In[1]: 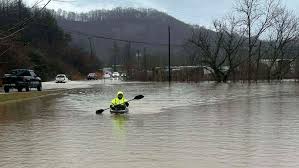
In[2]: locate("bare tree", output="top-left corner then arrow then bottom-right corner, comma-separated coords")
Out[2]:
187,16 -> 246,83
236,0 -> 280,82
219,15 -> 246,82
255,41 -> 263,81
183,41 -> 200,66
266,7 -> 299,81
188,24 -> 226,82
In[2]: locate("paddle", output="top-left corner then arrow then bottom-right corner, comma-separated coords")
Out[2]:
96,95 -> 144,114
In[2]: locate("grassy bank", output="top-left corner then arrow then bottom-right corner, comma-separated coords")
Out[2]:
0,90 -> 63,104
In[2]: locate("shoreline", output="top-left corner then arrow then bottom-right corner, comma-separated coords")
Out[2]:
0,90 -> 65,105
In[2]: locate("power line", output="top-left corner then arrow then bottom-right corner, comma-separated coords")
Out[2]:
0,0 -> 46,31
0,45 -> 13,57
52,0 -> 76,3
63,28 -> 184,47
8,0 -> 51,32
0,27 -> 25,40
0,0 -> 52,41
31,0 -> 47,9
0,0 -> 43,31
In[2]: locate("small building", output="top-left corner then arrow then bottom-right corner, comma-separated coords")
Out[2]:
260,59 -> 296,72
153,66 -> 204,82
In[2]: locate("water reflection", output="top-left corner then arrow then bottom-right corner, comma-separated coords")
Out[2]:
0,99 -> 41,123
111,115 -> 129,139
1,82 -> 299,168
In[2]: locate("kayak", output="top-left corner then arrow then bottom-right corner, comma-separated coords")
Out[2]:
110,108 -> 129,114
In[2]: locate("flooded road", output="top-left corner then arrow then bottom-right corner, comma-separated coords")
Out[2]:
1,82 -> 299,168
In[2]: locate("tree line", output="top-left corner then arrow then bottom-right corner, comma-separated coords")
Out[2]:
2,0 -> 299,83
52,7 -> 170,22
52,3 -> 299,82
51,7 -> 189,73
0,0 -> 102,81
186,0 -> 299,82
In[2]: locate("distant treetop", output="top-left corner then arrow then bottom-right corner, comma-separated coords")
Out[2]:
51,7 -> 173,22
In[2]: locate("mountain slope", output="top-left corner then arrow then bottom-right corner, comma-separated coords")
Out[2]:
52,8 -> 195,65
0,1 -> 101,80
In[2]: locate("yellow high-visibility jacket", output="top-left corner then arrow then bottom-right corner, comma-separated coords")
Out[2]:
111,91 -> 128,106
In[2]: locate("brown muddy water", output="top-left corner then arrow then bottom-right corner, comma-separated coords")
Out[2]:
1,82 -> 299,168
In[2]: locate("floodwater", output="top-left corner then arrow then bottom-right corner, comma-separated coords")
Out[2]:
1,81 -> 299,168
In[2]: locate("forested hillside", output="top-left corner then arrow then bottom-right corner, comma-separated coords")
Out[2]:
0,0 -> 101,80
51,3 -> 299,82
51,8 -> 195,67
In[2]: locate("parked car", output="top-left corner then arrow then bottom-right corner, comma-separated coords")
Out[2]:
112,72 -> 120,78
2,69 -> 42,93
120,73 -> 127,80
55,74 -> 69,83
103,72 -> 111,79
121,73 -> 127,78
87,73 -> 97,80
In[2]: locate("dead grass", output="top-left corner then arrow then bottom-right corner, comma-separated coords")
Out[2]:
0,90 -> 62,104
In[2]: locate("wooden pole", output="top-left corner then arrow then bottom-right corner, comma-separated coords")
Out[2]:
168,26 -> 171,83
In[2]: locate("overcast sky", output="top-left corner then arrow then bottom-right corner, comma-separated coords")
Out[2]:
24,0 -> 299,27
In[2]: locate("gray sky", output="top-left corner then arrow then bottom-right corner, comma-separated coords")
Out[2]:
24,0 -> 299,26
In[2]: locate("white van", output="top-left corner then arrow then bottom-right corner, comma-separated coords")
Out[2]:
55,74 -> 69,83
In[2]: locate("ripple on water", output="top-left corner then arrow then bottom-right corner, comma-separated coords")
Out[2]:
1,82 -> 299,168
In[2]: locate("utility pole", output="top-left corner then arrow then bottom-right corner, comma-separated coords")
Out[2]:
88,37 -> 93,58
114,50 -> 116,72
144,47 -> 147,80
136,50 -> 140,70
143,47 -> 147,71
112,41 -> 118,72
126,41 -> 131,77
92,39 -> 97,57
168,26 -> 171,84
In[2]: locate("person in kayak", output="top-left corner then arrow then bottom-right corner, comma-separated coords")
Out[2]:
110,91 -> 129,110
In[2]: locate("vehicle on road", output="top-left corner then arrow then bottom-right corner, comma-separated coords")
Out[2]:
111,72 -> 120,80
55,74 -> 69,83
87,73 -> 97,80
103,72 -> 111,79
112,72 -> 120,78
2,69 -> 42,93
120,73 -> 127,80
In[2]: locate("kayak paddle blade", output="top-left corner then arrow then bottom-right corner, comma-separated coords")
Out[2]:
134,95 -> 144,100
96,109 -> 105,114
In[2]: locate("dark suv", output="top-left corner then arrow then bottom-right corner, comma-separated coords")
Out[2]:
2,69 -> 42,93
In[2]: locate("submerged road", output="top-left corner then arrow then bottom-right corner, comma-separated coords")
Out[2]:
1,81 -> 299,168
